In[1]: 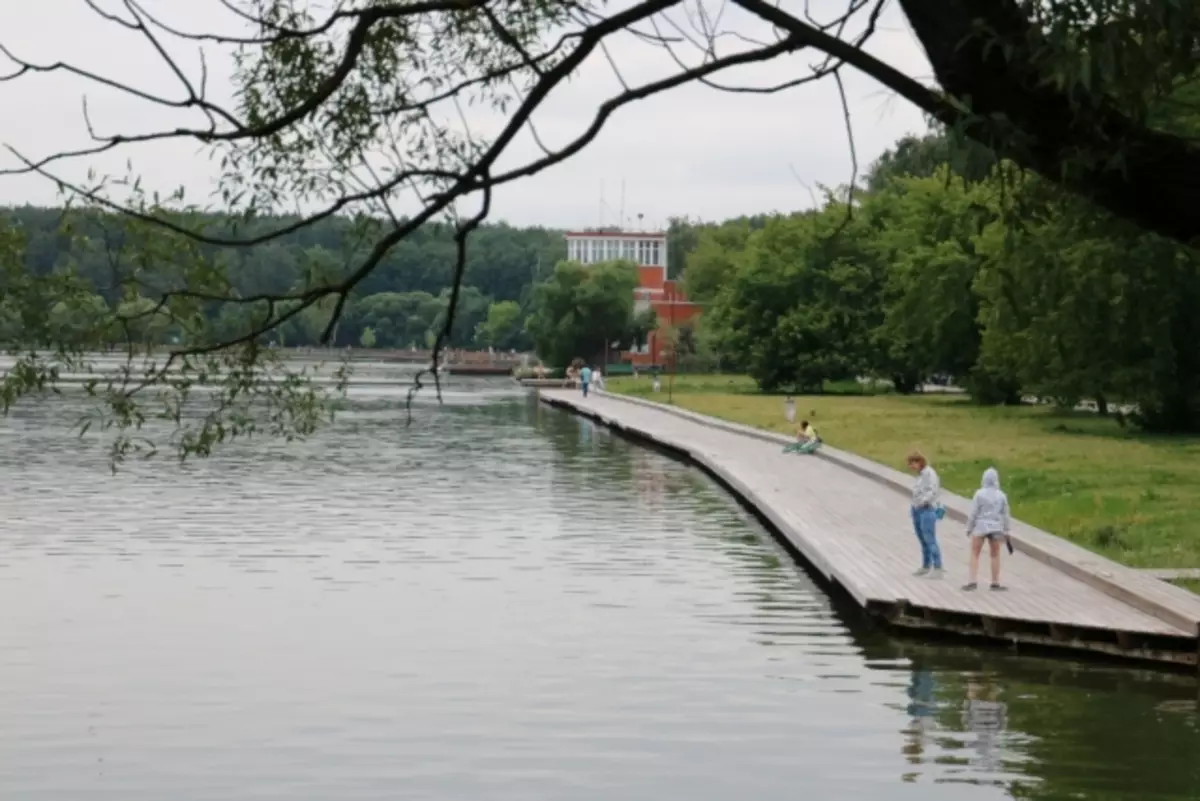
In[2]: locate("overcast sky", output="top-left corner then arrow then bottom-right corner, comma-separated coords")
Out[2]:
0,0 -> 934,229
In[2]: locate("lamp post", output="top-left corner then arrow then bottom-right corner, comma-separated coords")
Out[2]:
667,281 -> 676,404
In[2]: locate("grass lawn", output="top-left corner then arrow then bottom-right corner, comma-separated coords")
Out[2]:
609,373 -> 1200,576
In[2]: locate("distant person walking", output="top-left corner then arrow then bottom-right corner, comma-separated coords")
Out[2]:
907,450 -> 943,578
784,396 -> 796,424
652,373 -> 661,393
963,468 -> 1011,591
580,364 -> 593,397
592,367 -> 605,392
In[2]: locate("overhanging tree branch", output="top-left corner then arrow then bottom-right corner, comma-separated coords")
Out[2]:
4,0 -> 1200,465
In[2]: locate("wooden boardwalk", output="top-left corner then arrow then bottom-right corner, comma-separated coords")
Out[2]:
540,389 -> 1200,669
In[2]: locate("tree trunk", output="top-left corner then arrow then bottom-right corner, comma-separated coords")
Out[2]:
897,0 -> 1200,246
891,372 -> 921,394
1095,393 -> 1109,417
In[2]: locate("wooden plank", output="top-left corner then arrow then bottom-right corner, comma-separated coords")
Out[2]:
541,390 -> 1199,666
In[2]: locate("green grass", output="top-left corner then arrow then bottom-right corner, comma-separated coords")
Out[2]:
610,373 -> 1200,576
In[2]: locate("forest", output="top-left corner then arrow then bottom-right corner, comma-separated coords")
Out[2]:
0,202 -> 748,352
0,207 -> 573,352
0,204 -> 745,357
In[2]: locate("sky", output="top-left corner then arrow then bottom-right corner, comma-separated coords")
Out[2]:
0,0 -> 935,230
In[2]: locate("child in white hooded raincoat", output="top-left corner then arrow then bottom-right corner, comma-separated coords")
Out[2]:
964,467 -> 1011,591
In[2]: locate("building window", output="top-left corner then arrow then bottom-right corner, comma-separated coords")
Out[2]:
637,240 -> 646,264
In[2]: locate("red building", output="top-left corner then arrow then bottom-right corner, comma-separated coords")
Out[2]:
564,229 -> 703,368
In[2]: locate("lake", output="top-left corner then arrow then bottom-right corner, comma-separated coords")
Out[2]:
0,373 -> 1196,800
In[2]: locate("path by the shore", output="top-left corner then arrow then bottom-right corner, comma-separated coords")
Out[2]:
540,389 -> 1200,668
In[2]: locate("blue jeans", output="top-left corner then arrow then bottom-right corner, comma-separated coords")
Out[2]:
910,505 -> 942,569
581,381 -> 589,397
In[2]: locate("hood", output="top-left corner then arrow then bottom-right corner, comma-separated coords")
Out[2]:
981,467 -> 1000,490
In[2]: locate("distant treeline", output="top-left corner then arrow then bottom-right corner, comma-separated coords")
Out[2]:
0,206 -> 767,352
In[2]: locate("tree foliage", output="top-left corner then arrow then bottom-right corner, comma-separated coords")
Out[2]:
707,208 -> 880,391
476,299 -> 529,351
692,125 -> 1200,431
525,260 -> 641,368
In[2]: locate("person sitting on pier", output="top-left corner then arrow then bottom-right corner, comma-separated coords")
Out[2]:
963,467 -> 1012,592
783,420 -> 821,454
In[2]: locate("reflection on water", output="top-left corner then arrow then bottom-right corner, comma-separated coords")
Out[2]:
0,379 -> 1196,800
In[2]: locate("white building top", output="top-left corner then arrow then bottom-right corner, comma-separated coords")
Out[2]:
564,230 -> 667,268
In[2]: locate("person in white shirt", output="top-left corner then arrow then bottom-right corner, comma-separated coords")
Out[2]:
907,450 -> 943,578
592,367 -> 605,391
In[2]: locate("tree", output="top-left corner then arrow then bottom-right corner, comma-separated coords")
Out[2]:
864,129 -> 997,192
428,286 -> 491,349
476,300 -> 527,351
630,308 -> 659,352
359,326 -> 377,349
865,167 -> 993,392
661,318 -> 720,373
974,172 -> 1200,428
705,209 -> 879,391
681,220 -> 757,304
4,0 -> 1200,462
526,260 -> 639,367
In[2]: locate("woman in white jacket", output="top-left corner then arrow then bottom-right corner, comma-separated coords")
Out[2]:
964,467 -> 1011,591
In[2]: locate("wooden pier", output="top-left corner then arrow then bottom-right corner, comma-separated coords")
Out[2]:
540,389 -> 1200,669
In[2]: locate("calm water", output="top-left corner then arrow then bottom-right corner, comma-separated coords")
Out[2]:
0,374 -> 1197,800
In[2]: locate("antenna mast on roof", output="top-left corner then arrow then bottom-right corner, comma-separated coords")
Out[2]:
619,179 -> 626,231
